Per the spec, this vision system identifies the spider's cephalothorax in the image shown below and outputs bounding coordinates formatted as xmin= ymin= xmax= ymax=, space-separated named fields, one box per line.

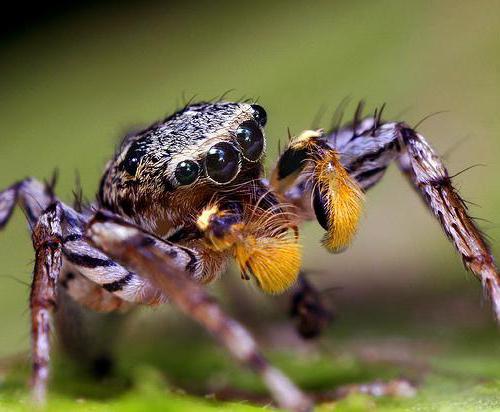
xmin=1 ymin=100 xmax=499 ymax=411
xmin=98 ymin=102 xmax=303 ymax=293
xmin=98 ymin=102 xmax=266 ymax=232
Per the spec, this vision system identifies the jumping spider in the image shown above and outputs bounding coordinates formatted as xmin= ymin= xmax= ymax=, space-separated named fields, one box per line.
xmin=1 ymin=101 xmax=498 ymax=411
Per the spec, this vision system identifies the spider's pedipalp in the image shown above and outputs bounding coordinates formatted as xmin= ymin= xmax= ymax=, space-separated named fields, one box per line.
xmin=196 ymin=196 xmax=302 ymax=294
xmin=86 ymin=211 xmax=312 ymax=412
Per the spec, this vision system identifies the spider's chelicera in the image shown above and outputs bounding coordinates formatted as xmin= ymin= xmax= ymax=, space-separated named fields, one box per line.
xmin=0 ymin=101 xmax=498 ymax=411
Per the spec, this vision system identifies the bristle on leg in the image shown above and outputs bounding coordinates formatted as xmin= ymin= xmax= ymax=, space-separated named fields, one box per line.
xmin=271 ymin=130 xmax=365 ymax=253
xmin=312 ymin=150 xmax=365 ymax=253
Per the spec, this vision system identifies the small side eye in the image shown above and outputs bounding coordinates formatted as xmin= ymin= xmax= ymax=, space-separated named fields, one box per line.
xmin=205 ymin=142 xmax=240 ymax=184
xmin=236 ymin=121 xmax=265 ymax=162
xmin=251 ymin=104 xmax=267 ymax=127
xmin=175 ymin=160 xmax=200 ymax=186
xmin=122 ymin=141 xmax=147 ymax=177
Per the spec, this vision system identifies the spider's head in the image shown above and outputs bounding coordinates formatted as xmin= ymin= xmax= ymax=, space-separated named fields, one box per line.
xmin=98 ymin=102 xmax=268 ymax=233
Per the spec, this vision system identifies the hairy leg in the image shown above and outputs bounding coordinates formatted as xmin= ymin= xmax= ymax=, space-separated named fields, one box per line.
xmin=0 ymin=179 xmax=55 ymax=228
xmin=0 ymin=179 xmax=134 ymax=399
xmin=396 ymin=126 xmax=500 ymax=320
xmin=272 ymin=108 xmax=500 ymax=322
xmin=290 ymin=274 xmax=333 ymax=339
xmin=29 ymin=203 xmax=63 ymax=403
xmin=0 ymin=178 xmax=141 ymax=308
xmin=87 ymin=210 xmax=312 ymax=412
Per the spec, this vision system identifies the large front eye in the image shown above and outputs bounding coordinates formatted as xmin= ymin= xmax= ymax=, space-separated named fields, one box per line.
xmin=236 ymin=121 xmax=265 ymax=162
xmin=205 ymin=142 xmax=240 ymax=184
xmin=175 ymin=160 xmax=200 ymax=186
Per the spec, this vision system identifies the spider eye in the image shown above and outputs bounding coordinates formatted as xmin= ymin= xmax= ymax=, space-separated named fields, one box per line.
xmin=236 ymin=121 xmax=265 ymax=162
xmin=175 ymin=160 xmax=200 ymax=186
xmin=205 ymin=142 xmax=240 ymax=184
xmin=122 ymin=141 xmax=147 ymax=176
xmin=251 ymin=104 xmax=267 ymax=127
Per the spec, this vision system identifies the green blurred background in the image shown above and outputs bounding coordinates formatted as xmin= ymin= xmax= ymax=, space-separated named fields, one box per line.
xmin=0 ymin=0 xmax=499 ymax=402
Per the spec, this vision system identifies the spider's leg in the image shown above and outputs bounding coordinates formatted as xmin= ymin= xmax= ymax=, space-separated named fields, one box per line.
xmin=0 ymin=178 xmax=137 ymax=308
xmin=59 ymin=270 xmax=132 ymax=312
xmin=271 ymin=129 xmax=365 ymax=253
xmin=29 ymin=202 xmax=63 ymax=403
xmin=283 ymin=111 xmax=500 ymax=322
xmin=332 ymin=119 xmax=499 ymax=321
xmin=0 ymin=179 xmax=67 ymax=402
xmin=291 ymin=273 xmax=334 ymax=339
xmin=61 ymin=205 xmax=203 ymax=306
xmin=0 ymin=178 xmax=56 ymax=229
xmin=395 ymin=125 xmax=500 ymax=321
xmin=0 ymin=179 xmax=132 ymax=385
xmin=86 ymin=210 xmax=312 ymax=412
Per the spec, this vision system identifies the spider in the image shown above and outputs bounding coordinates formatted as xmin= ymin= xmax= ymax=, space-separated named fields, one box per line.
xmin=0 ymin=101 xmax=498 ymax=411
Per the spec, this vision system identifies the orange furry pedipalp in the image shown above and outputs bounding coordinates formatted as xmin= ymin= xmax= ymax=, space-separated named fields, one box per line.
xmin=196 ymin=203 xmax=302 ymax=293
xmin=234 ymin=205 xmax=302 ymax=294
xmin=234 ymin=229 xmax=302 ymax=294
xmin=313 ymin=149 xmax=365 ymax=252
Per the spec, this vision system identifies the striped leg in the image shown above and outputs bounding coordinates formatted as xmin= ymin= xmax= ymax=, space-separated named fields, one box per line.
xmin=396 ymin=126 xmax=500 ymax=321
xmin=59 ymin=270 xmax=132 ymax=312
xmin=0 ymin=178 xmax=56 ymax=229
xmin=87 ymin=210 xmax=312 ymax=412
xmin=0 ymin=179 xmax=205 ymax=308
xmin=327 ymin=118 xmax=500 ymax=321
xmin=29 ymin=203 xmax=63 ymax=403
xmin=274 ymin=110 xmax=500 ymax=323
xmin=61 ymin=206 xmax=202 ymax=306
xmin=1 ymin=180 xmax=143 ymax=400
xmin=1 ymin=179 xmax=62 ymax=402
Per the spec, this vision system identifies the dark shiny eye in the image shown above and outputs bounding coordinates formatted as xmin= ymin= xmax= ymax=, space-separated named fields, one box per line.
xmin=205 ymin=142 xmax=240 ymax=184
xmin=122 ymin=141 xmax=147 ymax=177
xmin=236 ymin=121 xmax=265 ymax=162
xmin=175 ymin=160 xmax=200 ymax=186
xmin=251 ymin=104 xmax=267 ymax=127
